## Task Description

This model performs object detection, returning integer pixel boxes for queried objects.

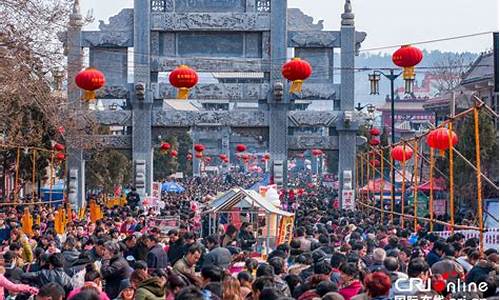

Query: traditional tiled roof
[461,51,494,85]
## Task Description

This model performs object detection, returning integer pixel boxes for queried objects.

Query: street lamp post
[369,69,402,213]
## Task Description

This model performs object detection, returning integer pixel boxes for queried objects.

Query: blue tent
[41,180,65,206]
[161,182,185,193]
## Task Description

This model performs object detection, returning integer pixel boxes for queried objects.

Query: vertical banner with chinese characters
[277,216,294,245]
[342,189,355,210]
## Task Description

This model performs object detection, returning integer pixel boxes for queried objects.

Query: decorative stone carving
[153,57,269,73]
[151,13,271,31]
[82,31,133,47]
[288,136,339,150]
[152,110,268,127]
[98,9,134,32]
[289,83,339,100]
[289,111,340,127]
[288,31,339,48]
[157,83,269,100]
[174,0,246,13]
[93,111,132,126]
[96,85,129,99]
[341,0,355,26]
[287,8,323,31]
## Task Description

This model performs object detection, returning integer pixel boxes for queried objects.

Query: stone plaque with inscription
[175,0,246,12]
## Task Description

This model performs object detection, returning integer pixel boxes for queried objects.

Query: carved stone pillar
[132,0,153,196]
[269,0,289,189]
[338,0,357,207]
[67,0,85,209]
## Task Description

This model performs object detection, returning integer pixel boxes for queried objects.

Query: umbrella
[161,182,185,193]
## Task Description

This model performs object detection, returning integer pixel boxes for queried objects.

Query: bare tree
[430,53,473,94]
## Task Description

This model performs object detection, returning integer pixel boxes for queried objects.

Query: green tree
[153,130,193,180]
[85,150,132,194]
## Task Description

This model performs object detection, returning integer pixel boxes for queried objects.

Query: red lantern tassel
[177,87,189,100]
[402,66,415,80]
[290,80,304,93]
[83,90,96,101]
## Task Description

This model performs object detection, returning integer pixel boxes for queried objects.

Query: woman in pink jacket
[0,273,38,300]
[67,264,110,300]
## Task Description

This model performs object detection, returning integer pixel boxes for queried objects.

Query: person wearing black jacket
[126,188,141,209]
[144,234,169,270]
[100,241,132,299]
[238,222,256,252]
[21,253,73,295]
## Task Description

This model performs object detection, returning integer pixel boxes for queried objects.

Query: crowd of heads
[0,171,497,300]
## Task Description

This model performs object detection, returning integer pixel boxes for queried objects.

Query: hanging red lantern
[369,138,380,146]
[311,149,323,157]
[169,65,198,100]
[426,127,458,156]
[194,144,205,153]
[392,45,423,80]
[369,159,380,167]
[75,67,106,101]
[187,153,193,160]
[204,157,212,163]
[369,128,381,136]
[195,152,203,159]
[282,57,312,93]
[241,153,250,161]
[263,153,271,161]
[170,150,178,158]
[160,142,171,152]
[55,152,65,161]
[235,144,247,153]
[53,143,65,151]
[391,145,413,162]
[219,154,227,161]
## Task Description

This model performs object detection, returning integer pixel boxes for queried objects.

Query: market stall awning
[204,188,294,217]
[360,178,393,193]
[417,178,447,191]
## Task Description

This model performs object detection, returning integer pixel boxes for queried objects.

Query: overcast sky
[81,0,498,53]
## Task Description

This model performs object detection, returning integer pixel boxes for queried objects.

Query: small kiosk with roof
[203,187,294,252]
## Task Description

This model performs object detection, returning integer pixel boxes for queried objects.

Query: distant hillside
[350,50,478,105]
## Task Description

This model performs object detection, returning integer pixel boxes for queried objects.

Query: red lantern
[195,152,203,159]
[263,153,271,161]
[392,45,423,80]
[170,150,178,158]
[369,159,380,167]
[427,127,458,156]
[369,138,380,146]
[55,152,65,161]
[53,143,65,151]
[205,157,212,163]
[391,145,413,162]
[160,142,171,152]
[282,57,312,93]
[169,65,198,100]
[241,154,250,161]
[369,128,381,136]
[194,144,205,153]
[75,67,106,101]
[219,154,227,161]
[235,144,247,153]
[311,149,323,157]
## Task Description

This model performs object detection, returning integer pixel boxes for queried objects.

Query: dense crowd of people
[0,171,497,300]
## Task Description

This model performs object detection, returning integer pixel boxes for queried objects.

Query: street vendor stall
[203,187,294,253]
